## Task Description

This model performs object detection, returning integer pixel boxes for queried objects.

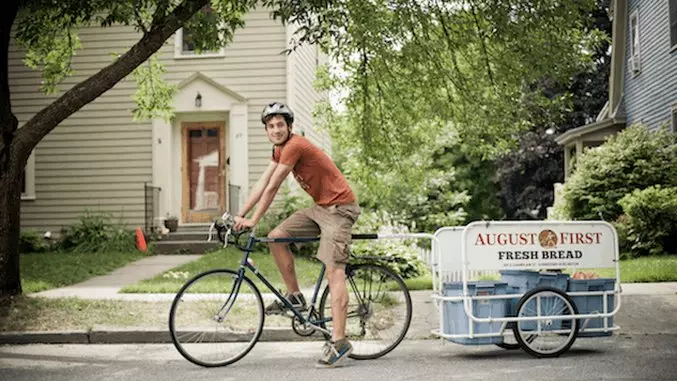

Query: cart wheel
[495,323,521,350]
[512,287,579,358]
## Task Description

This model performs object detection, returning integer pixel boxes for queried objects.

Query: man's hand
[233,216,255,232]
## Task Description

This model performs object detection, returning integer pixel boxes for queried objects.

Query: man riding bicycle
[233,101,361,368]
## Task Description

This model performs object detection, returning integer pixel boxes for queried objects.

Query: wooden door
[181,122,226,223]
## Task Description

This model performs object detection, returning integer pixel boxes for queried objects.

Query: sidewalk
[3,255,677,345]
[30,255,202,299]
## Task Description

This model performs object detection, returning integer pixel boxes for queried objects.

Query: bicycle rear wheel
[169,269,264,367]
[319,264,412,360]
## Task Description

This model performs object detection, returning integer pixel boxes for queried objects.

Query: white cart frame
[429,220,622,358]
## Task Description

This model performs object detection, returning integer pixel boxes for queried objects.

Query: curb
[0,327,325,345]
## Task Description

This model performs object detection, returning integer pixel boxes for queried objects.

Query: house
[554,0,677,179]
[11,7,331,234]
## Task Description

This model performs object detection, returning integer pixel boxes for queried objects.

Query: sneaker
[315,339,353,368]
[264,292,307,315]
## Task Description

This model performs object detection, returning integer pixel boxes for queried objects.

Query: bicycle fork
[213,271,245,322]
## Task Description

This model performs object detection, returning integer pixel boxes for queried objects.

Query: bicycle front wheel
[169,269,264,367]
[319,264,412,360]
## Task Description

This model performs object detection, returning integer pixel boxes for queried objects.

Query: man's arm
[237,161,278,218]
[248,163,293,225]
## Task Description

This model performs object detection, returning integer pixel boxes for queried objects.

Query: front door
[181,122,226,223]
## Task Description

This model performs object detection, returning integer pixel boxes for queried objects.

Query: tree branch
[14,0,210,161]
[468,0,494,85]
[151,0,171,28]
[134,5,149,34]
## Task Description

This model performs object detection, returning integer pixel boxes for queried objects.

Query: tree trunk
[0,0,21,300]
[0,163,22,300]
[0,0,209,298]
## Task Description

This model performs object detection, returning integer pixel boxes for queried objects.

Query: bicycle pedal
[264,310,287,316]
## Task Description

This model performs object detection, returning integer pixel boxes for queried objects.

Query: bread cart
[429,221,622,358]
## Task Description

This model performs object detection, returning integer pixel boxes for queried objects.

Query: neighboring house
[555,0,677,180]
[11,7,331,234]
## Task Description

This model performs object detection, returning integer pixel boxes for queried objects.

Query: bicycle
[168,212,413,367]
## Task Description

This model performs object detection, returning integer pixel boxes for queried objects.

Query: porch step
[176,224,213,233]
[161,231,212,242]
[152,240,221,255]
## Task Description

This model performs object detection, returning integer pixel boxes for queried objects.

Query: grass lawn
[122,247,437,294]
[573,255,677,283]
[0,296,290,332]
[404,274,433,291]
[21,251,145,293]
[121,248,327,293]
[124,250,677,295]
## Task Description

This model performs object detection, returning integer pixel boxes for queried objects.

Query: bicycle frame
[224,233,381,333]
[207,211,439,333]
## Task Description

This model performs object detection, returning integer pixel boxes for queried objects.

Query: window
[672,105,677,133]
[670,0,677,49]
[21,151,35,200]
[629,9,641,74]
[174,6,225,58]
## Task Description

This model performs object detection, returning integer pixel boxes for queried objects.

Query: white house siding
[11,25,153,233]
[154,8,289,200]
[14,7,328,232]
[623,0,677,129]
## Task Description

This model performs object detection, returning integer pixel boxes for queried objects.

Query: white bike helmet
[261,101,294,125]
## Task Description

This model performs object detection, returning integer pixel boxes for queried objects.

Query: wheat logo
[538,230,558,248]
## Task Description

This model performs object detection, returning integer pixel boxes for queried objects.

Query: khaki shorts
[274,203,361,268]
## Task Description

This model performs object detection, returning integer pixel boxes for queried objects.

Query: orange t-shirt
[272,134,356,206]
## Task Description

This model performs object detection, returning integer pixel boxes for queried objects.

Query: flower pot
[164,219,179,232]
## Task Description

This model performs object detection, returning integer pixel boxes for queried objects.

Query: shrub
[351,210,428,279]
[58,211,136,253]
[618,186,677,257]
[610,214,631,259]
[19,230,51,253]
[561,124,677,221]
[351,240,428,280]
[255,188,429,279]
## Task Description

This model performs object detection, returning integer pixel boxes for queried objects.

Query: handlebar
[207,211,251,248]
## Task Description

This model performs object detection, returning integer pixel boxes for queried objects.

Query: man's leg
[326,266,348,342]
[314,204,361,367]
[266,209,319,297]
[267,229,300,293]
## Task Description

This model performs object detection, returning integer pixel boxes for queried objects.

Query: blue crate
[500,270,541,295]
[505,285,520,317]
[500,270,539,318]
[539,272,570,291]
[567,278,616,337]
[500,270,569,293]
[442,281,508,345]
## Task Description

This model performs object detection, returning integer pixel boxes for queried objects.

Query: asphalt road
[2,333,676,381]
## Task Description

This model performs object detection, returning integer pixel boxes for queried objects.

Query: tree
[0,0,605,298]
[310,0,601,228]
[495,0,612,220]
[0,0,313,299]
[307,0,601,162]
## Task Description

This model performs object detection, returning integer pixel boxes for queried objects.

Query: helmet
[261,102,294,125]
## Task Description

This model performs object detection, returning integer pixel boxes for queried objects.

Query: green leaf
[130,55,177,122]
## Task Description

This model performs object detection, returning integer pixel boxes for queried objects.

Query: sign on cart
[462,221,618,270]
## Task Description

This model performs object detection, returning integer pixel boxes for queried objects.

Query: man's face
[265,115,291,145]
